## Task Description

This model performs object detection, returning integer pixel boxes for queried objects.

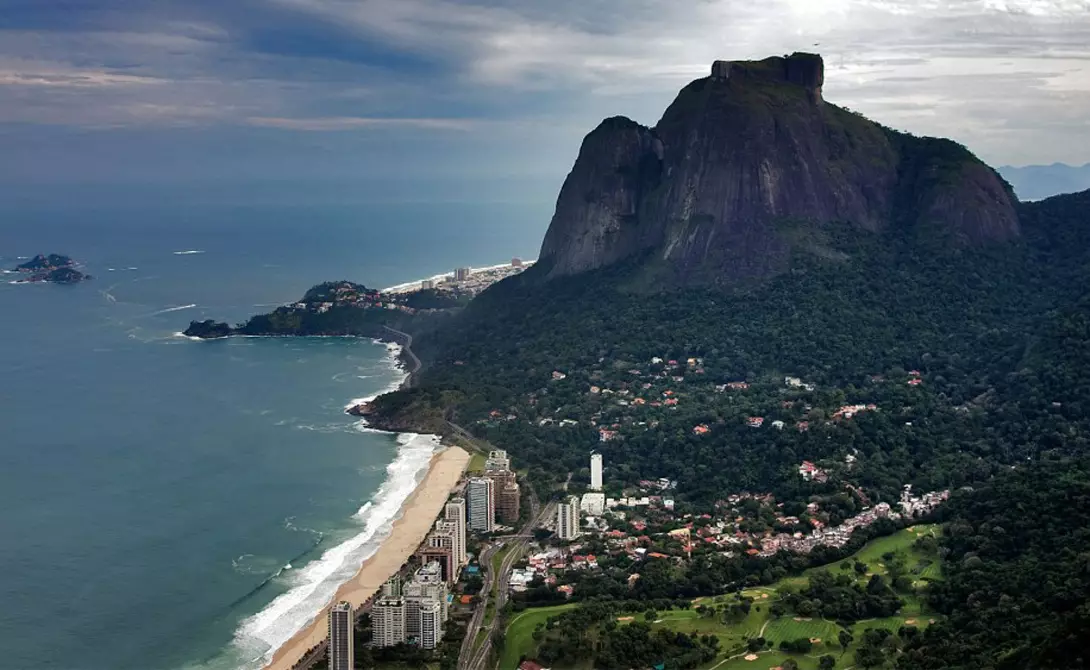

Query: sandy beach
[263,444,471,670]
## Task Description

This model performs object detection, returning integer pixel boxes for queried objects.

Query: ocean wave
[150,304,197,316]
[342,341,407,411]
[173,250,205,256]
[228,432,440,668]
[173,332,209,342]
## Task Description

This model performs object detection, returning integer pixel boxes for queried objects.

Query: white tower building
[557,495,581,540]
[590,453,603,491]
[371,596,406,648]
[467,477,495,532]
[445,497,468,565]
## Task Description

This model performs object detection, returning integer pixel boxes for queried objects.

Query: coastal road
[382,326,421,385]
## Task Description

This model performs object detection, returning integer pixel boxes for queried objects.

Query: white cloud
[0,0,1088,164]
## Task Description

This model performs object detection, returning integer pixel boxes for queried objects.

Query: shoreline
[262,444,470,670]
[381,259,537,295]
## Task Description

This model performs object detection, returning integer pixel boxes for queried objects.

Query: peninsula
[10,254,91,284]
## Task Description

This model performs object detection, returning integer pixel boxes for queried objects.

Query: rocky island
[11,254,91,284]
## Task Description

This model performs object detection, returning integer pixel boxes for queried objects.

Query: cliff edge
[537,53,1019,285]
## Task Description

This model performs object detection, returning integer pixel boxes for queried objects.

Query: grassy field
[468,451,487,473]
[498,604,578,670]
[503,525,942,670]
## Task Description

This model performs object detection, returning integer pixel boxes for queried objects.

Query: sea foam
[214,341,429,669]
[343,341,405,411]
[230,432,440,668]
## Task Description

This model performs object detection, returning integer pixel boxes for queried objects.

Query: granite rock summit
[537,53,1019,285]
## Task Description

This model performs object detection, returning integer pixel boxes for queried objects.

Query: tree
[818,654,836,670]
[855,645,885,668]
[782,660,799,670]
[838,630,853,652]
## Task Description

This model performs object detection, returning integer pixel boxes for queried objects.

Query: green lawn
[468,452,487,473]
[498,604,578,670]
[502,525,943,669]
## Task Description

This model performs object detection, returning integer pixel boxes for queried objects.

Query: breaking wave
[226,432,440,668]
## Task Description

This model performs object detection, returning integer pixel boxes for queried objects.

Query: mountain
[999,162,1090,201]
[537,53,1019,286]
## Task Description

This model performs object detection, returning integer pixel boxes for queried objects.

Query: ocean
[0,190,550,670]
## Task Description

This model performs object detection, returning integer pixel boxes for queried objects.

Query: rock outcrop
[537,53,1019,285]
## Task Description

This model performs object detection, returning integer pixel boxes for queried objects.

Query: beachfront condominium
[371,596,406,648]
[497,479,521,523]
[467,477,495,532]
[328,601,354,670]
[557,495,581,540]
[444,497,467,565]
[486,468,520,524]
[420,531,456,583]
[484,450,520,523]
[381,574,401,598]
[590,453,603,491]
[418,600,443,650]
[485,449,510,472]
[404,562,449,642]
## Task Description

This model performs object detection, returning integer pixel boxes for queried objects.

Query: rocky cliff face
[538,53,1019,285]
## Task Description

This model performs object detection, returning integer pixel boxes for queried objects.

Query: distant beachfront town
[383,259,534,296]
[288,259,532,317]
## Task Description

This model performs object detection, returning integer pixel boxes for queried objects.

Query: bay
[0,191,549,670]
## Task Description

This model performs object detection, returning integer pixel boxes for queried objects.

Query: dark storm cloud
[0,0,1087,174]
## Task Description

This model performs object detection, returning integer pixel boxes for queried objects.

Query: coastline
[262,444,470,670]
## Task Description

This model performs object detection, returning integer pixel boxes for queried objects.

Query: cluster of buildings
[559,453,606,540]
[369,497,468,651]
[710,488,948,558]
[371,563,451,650]
[465,450,520,533]
[798,460,829,482]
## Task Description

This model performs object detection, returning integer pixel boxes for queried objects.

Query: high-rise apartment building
[328,601,354,670]
[497,479,521,523]
[485,449,510,472]
[418,600,443,650]
[381,574,401,598]
[557,495,581,540]
[420,535,455,583]
[404,562,448,642]
[372,563,448,650]
[444,497,467,565]
[467,477,495,532]
[590,453,603,491]
[371,596,405,648]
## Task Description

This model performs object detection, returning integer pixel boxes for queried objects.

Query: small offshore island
[10,254,91,284]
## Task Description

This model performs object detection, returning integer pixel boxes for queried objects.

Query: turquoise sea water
[0,192,549,670]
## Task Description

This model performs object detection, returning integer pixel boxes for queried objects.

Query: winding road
[382,326,421,387]
[460,487,554,670]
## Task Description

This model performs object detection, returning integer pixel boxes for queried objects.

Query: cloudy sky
[2,0,1088,193]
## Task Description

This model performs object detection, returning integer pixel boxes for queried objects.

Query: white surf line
[149,304,198,316]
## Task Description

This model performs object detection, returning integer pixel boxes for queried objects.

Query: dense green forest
[368,191,1090,510]
[367,191,1090,666]
[900,457,1090,669]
